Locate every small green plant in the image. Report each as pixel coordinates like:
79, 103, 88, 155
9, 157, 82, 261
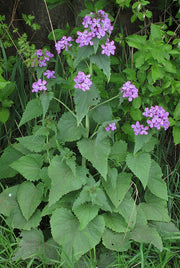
0, 7, 179, 268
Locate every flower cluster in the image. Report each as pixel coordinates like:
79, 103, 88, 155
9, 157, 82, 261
32, 79, 47, 93
121, 81, 138, 101
43, 70, 56, 79
76, 10, 115, 56
74, 71, 92, 92
105, 123, 117, 132
32, 49, 54, 67
101, 38, 116, 56
131, 106, 170, 135
143, 106, 170, 130
131, 121, 149, 135
55, 36, 74, 54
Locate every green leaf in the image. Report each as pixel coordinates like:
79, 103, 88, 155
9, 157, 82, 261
8, 207, 42, 230
126, 152, 151, 188
48, 156, 86, 206
174, 102, 180, 120
149, 24, 163, 41
140, 191, 170, 222
0, 107, 9, 123
103, 172, 132, 208
73, 203, 99, 230
0, 185, 19, 216
117, 194, 137, 230
134, 134, 152, 154
50, 208, 105, 262
102, 228, 131, 252
103, 213, 127, 233
90, 103, 112, 124
90, 52, 111, 81
19, 99, 43, 127
130, 225, 163, 251
78, 137, 111, 180
0, 81, 15, 99
17, 181, 42, 220
109, 140, 127, 164
74, 83, 100, 125
40, 92, 54, 118
58, 112, 85, 142
16, 135, 46, 153
10, 154, 43, 181
152, 222, 180, 239
151, 64, 162, 82
74, 45, 94, 67
126, 35, 147, 49
0, 145, 23, 179
13, 229, 58, 262
147, 160, 168, 200
173, 126, 180, 145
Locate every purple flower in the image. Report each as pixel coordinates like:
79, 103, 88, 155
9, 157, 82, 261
142, 106, 170, 130
43, 70, 56, 79
121, 81, 138, 101
131, 121, 149, 135
105, 122, 117, 132
76, 10, 114, 47
32, 79, 47, 93
74, 71, 92, 92
101, 38, 116, 56
32, 49, 54, 68
55, 36, 74, 54
76, 30, 94, 47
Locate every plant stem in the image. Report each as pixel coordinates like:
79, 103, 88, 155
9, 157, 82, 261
90, 94, 119, 112
53, 97, 76, 118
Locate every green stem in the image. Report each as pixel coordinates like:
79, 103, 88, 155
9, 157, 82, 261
90, 94, 119, 112
86, 114, 90, 138
140, 243, 145, 268
53, 97, 76, 118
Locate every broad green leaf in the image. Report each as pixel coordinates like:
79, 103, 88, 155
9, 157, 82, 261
152, 222, 180, 239
10, 154, 43, 181
126, 35, 147, 49
19, 99, 43, 127
74, 83, 100, 125
13, 229, 58, 262
151, 64, 162, 82
140, 191, 170, 222
16, 135, 46, 153
149, 24, 163, 41
130, 225, 163, 251
13, 229, 44, 260
103, 213, 127, 233
103, 172, 132, 208
90, 103, 112, 124
134, 134, 152, 154
126, 152, 151, 188
48, 156, 86, 206
90, 52, 111, 81
0, 146, 23, 179
173, 126, 180, 145
17, 181, 42, 220
78, 137, 111, 180
74, 45, 94, 67
0, 81, 15, 99
8, 207, 42, 230
109, 140, 127, 164
117, 195, 137, 230
102, 228, 131, 252
0, 107, 9, 123
50, 208, 105, 262
40, 91, 54, 117
147, 160, 168, 200
73, 203, 99, 230
174, 102, 180, 120
58, 112, 85, 142
0, 185, 19, 216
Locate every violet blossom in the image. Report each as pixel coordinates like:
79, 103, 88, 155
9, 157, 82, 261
121, 81, 138, 101
32, 79, 47, 93
74, 71, 92, 92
